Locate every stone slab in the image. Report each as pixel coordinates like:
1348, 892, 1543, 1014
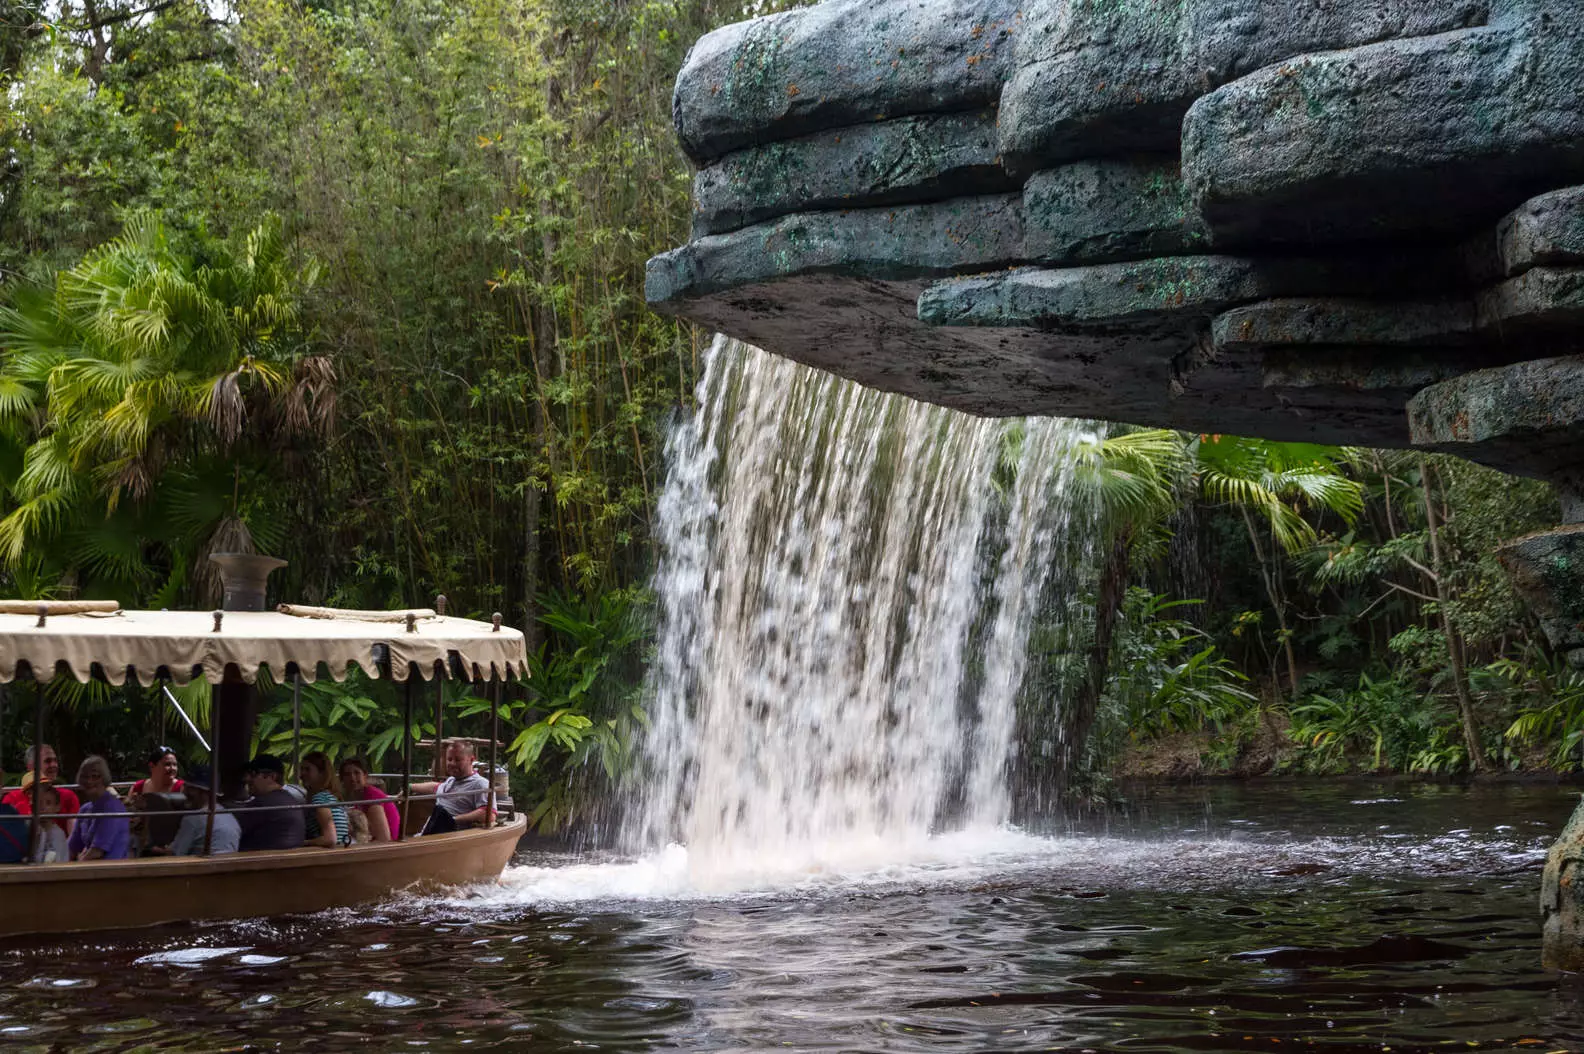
1476, 267, 1584, 335
1261, 348, 1497, 414
673, 0, 1022, 164
1183, 9, 1584, 245
998, 0, 1488, 174
1465, 185, 1584, 282
1024, 159, 1210, 266
691, 110, 1012, 238
1213, 299, 1476, 351
1498, 524, 1584, 659
916, 256, 1455, 332
648, 194, 1026, 305
1407, 355, 1584, 492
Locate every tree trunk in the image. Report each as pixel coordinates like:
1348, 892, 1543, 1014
1240, 506, 1301, 700
1419, 457, 1491, 773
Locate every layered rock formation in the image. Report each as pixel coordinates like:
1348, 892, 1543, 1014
649, 0, 1584, 453
647, 0, 1584, 969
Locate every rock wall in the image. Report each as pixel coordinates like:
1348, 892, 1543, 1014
645, 1, 1584, 968
648, 0, 1584, 467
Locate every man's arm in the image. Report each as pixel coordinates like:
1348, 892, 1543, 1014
411, 780, 440, 795
451, 783, 496, 827
168, 815, 198, 856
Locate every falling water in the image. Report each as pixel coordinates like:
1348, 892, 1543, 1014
628, 337, 1093, 886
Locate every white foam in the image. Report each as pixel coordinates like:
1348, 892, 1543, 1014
133, 947, 250, 967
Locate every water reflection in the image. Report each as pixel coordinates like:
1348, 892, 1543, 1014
0, 783, 1579, 1051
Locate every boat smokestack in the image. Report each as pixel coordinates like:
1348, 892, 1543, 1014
209, 553, 288, 612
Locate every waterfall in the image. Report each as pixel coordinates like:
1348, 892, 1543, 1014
628, 337, 1093, 885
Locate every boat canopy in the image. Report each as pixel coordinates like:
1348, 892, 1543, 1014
0, 603, 528, 686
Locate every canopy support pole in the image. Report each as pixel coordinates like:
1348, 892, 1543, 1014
28, 670, 41, 864
488, 675, 500, 828
291, 668, 302, 780
401, 664, 416, 839
430, 668, 443, 776
204, 677, 220, 856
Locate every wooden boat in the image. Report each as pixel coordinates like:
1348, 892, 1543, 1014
0, 556, 531, 937
0, 815, 527, 936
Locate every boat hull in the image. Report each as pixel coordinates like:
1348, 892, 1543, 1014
0, 815, 526, 936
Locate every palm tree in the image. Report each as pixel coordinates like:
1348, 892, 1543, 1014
1064, 427, 1187, 778
0, 212, 331, 598
1193, 436, 1364, 701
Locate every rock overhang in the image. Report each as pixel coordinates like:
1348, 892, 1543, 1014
648, 0, 1584, 477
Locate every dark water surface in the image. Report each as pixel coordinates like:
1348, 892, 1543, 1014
2, 782, 1582, 1052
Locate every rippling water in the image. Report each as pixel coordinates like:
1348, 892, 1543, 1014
2, 782, 1581, 1052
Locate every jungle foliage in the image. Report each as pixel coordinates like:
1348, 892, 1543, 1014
0, 0, 1573, 829
1053, 432, 1569, 791
0, 0, 763, 823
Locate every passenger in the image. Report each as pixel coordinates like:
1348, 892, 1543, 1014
0, 761, 21, 864
152, 766, 240, 856
235, 753, 305, 852
412, 739, 493, 835
339, 757, 400, 842
299, 751, 350, 848
26, 783, 68, 863
68, 756, 131, 861
128, 746, 184, 805
2, 744, 79, 833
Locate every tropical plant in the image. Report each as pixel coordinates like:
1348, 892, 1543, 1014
1193, 436, 1364, 699
470, 588, 651, 832
1104, 589, 1257, 739
1057, 428, 1188, 783
0, 212, 328, 600
1497, 655, 1584, 771
1285, 672, 1447, 775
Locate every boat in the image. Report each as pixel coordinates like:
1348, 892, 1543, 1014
0, 818, 526, 936
0, 555, 531, 936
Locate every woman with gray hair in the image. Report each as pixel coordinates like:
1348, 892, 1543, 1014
67, 756, 131, 861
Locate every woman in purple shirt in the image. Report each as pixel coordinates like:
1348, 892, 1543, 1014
67, 756, 131, 861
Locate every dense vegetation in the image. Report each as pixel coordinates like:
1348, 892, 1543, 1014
0, 0, 1574, 831
1045, 434, 1571, 799
0, 0, 748, 816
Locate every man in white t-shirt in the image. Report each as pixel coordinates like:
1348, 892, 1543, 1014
412, 740, 493, 835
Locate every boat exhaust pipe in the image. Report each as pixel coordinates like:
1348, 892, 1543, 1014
209, 553, 288, 612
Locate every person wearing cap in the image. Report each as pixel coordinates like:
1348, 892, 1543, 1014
235, 753, 305, 852
2, 744, 79, 834
153, 766, 240, 857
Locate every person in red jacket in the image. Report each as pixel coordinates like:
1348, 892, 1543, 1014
2, 744, 78, 834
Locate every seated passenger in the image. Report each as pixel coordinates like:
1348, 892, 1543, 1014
152, 766, 240, 856
3, 745, 79, 834
27, 783, 68, 863
68, 756, 131, 861
235, 753, 305, 852
339, 757, 400, 842
128, 746, 183, 806
299, 751, 350, 848
0, 800, 23, 864
412, 740, 493, 835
